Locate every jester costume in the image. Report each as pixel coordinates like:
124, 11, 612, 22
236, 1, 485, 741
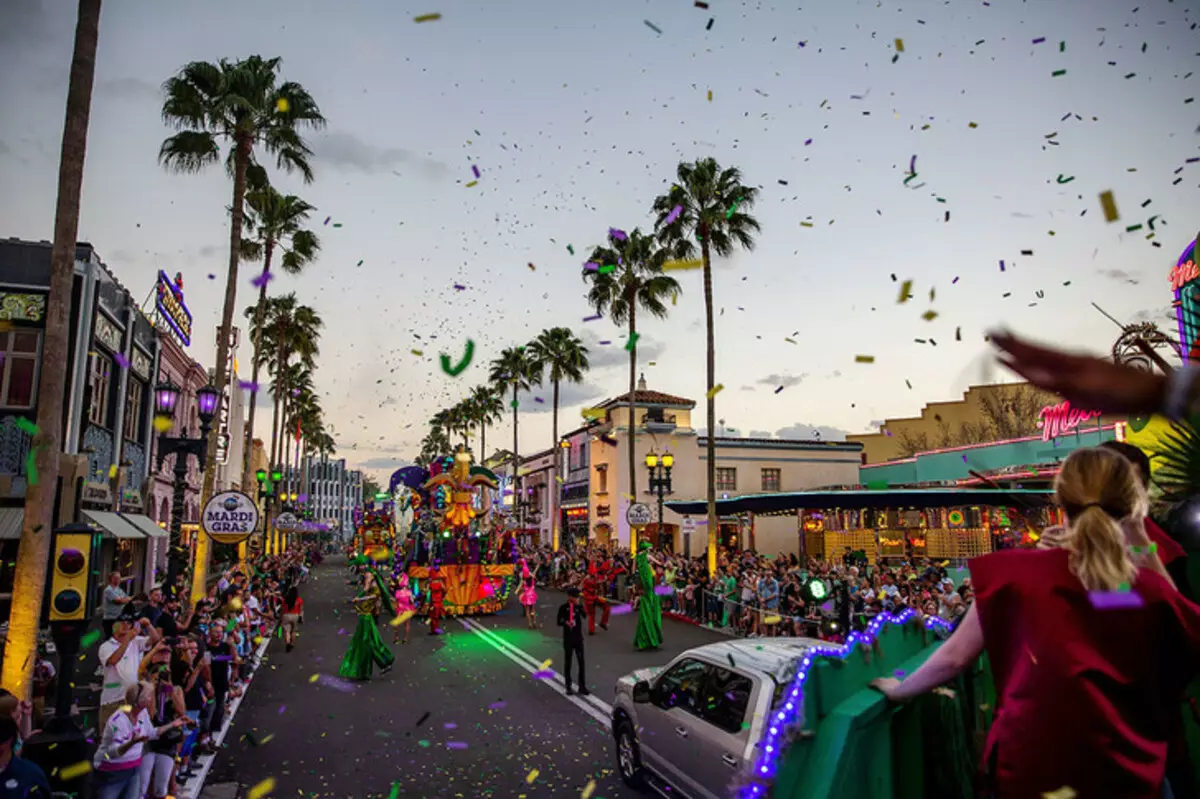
582, 565, 609, 635
339, 560, 396, 680
427, 565, 447, 635
633, 541, 663, 650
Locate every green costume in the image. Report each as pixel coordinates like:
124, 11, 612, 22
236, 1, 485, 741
339, 585, 395, 680
633, 541, 663, 650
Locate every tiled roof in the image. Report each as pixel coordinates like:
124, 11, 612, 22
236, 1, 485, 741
599, 389, 695, 408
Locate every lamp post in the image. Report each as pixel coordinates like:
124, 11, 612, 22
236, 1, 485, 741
254, 468, 276, 554
154, 378, 219, 597
645, 451, 674, 551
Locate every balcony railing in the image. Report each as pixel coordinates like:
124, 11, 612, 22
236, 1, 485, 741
643, 411, 676, 430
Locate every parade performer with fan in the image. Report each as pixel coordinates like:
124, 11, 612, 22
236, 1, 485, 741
519, 559, 538, 629
339, 568, 395, 681
392, 573, 416, 644
581, 564, 609, 635
427, 562, 447, 635
633, 541, 664, 650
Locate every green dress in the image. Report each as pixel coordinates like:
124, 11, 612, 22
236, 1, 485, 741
633, 548, 663, 650
339, 591, 395, 680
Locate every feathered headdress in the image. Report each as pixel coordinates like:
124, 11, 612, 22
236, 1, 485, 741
520, 558, 531, 578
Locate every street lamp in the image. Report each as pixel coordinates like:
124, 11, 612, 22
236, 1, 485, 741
154, 379, 219, 596
645, 451, 674, 551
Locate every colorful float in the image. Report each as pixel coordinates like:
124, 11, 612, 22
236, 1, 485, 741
388, 449, 517, 617
354, 506, 396, 564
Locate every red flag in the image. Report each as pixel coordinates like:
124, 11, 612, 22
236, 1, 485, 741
295, 416, 301, 442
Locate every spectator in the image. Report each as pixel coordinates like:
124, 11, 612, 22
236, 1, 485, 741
0, 716, 49, 798
92, 682, 187, 799
97, 609, 159, 731
101, 572, 132, 640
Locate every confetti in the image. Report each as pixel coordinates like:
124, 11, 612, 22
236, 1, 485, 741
921, 310, 938, 321
152, 414, 172, 433
238, 380, 259, 392
665, 204, 683, 225
108, 464, 118, 479
706, 384, 724, 399
582, 780, 597, 799
897, 279, 913, 303
416, 711, 431, 726
323, 216, 331, 225
446, 741, 469, 750
465, 181, 478, 188
707, 89, 713, 102
1055, 174, 1075, 184
855, 355, 876, 363
626, 332, 640, 351
1043, 788, 1077, 799
246, 778, 277, 799
275, 98, 289, 113
250, 271, 274, 289
609, 227, 628, 241
410, 349, 424, 357
582, 313, 602, 323
440, 339, 475, 376
1088, 590, 1144, 609
414, 13, 442, 23
1051, 69, 1067, 77
25, 451, 37, 485
725, 198, 741, 219
80, 629, 101, 648
60, 761, 91, 781
113, 352, 129, 370
15, 417, 38, 435
526, 769, 540, 784
471, 165, 480, 179
1098, 191, 1119, 222
894, 38, 904, 53
644, 20, 663, 34
663, 259, 703, 271
388, 783, 401, 799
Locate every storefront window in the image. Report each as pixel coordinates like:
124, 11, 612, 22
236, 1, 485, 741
88, 352, 113, 427
760, 468, 781, 492
716, 468, 737, 492
0, 331, 41, 409
124, 377, 145, 441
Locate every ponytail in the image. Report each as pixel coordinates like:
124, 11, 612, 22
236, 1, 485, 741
1065, 505, 1136, 592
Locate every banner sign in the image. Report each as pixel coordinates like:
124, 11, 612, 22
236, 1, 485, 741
201, 490, 258, 544
214, 326, 239, 465
155, 271, 193, 346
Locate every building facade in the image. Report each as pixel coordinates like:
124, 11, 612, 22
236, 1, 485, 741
282, 454, 363, 539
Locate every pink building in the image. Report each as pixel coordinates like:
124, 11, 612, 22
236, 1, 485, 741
148, 329, 209, 582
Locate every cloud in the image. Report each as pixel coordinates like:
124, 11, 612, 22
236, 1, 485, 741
517, 381, 607, 413
757, 373, 808, 388
869, 419, 886, 430
1130, 306, 1175, 324
314, 131, 449, 179
96, 78, 159, 102
578, 327, 667, 369
354, 455, 413, 471
775, 422, 850, 441
198, 244, 219, 258
749, 429, 772, 438
1098, 268, 1139, 285
0, 0, 51, 48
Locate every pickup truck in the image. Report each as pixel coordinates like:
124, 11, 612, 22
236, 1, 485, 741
611, 637, 821, 798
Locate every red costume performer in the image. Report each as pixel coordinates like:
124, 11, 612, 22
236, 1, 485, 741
427, 565, 447, 635
582, 565, 609, 635
970, 547, 1200, 798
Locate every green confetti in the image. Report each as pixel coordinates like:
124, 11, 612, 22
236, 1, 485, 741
1051, 69, 1067, 77
439, 339, 475, 377
726, 197, 742, 219
388, 783, 401, 799
15, 417, 39, 435
625, 332, 640, 351
1055, 174, 1075, 184
598, 264, 616, 275
566, 245, 574, 255
80, 630, 101, 649
25, 451, 37, 486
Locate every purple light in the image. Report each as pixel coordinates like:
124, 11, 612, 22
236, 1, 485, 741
154, 383, 180, 416
1174, 238, 1197, 362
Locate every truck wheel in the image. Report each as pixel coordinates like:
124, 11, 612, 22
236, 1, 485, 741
615, 718, 647, 789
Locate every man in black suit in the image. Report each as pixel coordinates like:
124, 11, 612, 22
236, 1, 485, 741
557, 587, 588, 696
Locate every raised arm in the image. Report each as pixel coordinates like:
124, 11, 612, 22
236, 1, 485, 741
870, 603, 984, 701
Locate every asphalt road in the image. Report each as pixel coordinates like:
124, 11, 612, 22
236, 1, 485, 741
205, 555, 727, 798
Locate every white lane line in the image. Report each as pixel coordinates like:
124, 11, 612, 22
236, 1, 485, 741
459, 618, 615, 718
456, 619, 613, 729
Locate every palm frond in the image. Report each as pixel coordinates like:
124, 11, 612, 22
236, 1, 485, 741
1150, 416, 1200, 505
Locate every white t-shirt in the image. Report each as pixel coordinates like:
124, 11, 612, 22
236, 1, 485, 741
93, 708, 154, 769
244, 594, 261, 621
97, 635, 150, 706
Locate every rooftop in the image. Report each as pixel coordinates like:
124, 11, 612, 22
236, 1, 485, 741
599, 389, 695, 409
699, 436, 863, 450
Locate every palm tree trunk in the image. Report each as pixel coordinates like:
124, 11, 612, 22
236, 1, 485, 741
628, 300, 638, 551
269, 342, 286, 470
511, 385, 519, 530
1, 0, 101, 699
189, 131, 251, 603
701, 236, 717, 574
241, 237, 275, 488
481, 422, 487, 460
551, 379, 560, 550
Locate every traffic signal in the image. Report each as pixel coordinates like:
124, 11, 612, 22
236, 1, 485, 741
49, 522, 99, 623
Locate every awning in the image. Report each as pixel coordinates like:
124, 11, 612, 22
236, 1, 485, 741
120, 514, 168, 539
83, 510, 146, 539
0, 507, 22, 540
664, 487, 1056, 516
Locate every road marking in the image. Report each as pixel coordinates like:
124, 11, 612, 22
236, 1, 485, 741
460, 617, 615, 718
457, 618, 614, 727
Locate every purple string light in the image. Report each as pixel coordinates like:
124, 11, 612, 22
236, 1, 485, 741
739, 611, 951, 798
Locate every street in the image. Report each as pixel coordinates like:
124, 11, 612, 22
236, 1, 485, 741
204, 556, 727, 798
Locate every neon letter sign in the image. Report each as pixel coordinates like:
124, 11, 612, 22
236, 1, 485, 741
1169, 260, 1199, 291
1038, 401, 1101, 441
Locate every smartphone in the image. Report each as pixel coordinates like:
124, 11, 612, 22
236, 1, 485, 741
203, 652, 212, 664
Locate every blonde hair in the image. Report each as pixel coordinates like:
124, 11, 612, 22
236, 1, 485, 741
1055, 447, 1146, 592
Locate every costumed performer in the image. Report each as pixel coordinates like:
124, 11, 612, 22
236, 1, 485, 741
633, 541, 664, 651
338, 568, 396, 681
427, 562, 447, 635
519, 559, 538, 629
392, 573, 416, 645
871, 446, 1200, 799
582, 564, 609, 635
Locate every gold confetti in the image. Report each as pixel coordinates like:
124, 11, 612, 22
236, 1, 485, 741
390, 611, 415, 627
921, 310, 938, 321
663, 258, 703, 271
706, 384, 724, 399
465, 180, 478, 188
894, 37, 905, 52
1098, 190, 1119, 222
248, 778, 277, 799
309, 674, 320, 683
275, 98, 289, 113
152, 415, 172, 433
541, 659, 552, 669
707, 89, 713, 102
897, 279, 913, 303
581, 407, 605, 420
60, 761, 91, 780
526, 769, 540, 784
108, 464, 118, 479
414, 12, 442, 22
1042, 789, 1076, 799
968, 121, 978, 128
411, 349, 424, 356
855, 355, 875, 363
582, 780, 597, 799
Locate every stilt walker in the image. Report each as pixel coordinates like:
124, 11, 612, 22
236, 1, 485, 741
633, 540, 663, 651
582, 564, 609, 635
339, 569, 396, 680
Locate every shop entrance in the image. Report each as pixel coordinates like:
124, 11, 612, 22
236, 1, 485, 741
641, 523, 678, 553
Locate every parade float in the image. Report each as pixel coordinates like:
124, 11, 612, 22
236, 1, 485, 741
387, 449, 517, 617
354, 505, 396, 563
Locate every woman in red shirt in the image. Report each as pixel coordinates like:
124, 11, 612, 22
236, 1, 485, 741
872, 447, 1200, 798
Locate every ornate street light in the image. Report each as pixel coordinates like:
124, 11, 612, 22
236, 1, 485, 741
646, 450, 674, 551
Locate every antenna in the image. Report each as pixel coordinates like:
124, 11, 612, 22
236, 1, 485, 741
1091, 302, 1127, 330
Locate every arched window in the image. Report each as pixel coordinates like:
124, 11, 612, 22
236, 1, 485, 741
159, 497, 170, 526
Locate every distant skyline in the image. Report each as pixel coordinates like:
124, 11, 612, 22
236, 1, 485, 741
1, 0, 1197, 482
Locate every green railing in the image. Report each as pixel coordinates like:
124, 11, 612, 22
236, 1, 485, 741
770, 618, 1199, 798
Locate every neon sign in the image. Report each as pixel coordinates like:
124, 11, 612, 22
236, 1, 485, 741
155, 271, 192, 346
1169, 260, 1199, 291
1172, 237, 1200, 362
1038, 401, 1101, 441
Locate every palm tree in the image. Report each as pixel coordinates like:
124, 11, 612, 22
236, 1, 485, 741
489, 347, 542, 527
159, 56, 324, 595
528, 328, 590, 549
239, 185, 320, 489
249, 295, 321, 472
1, 0, 102, 699
468, 384, 504, 458
583, 229, 680, 548
653, 158, 760, 571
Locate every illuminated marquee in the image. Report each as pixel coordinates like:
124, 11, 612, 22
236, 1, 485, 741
1038, 400, 1101, 441
1172, 238, 1200, 361
155, 271, 192, 346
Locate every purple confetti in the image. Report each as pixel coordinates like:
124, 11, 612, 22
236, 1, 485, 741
608, 603, 634, 616
999, 260, 1005, 272
654, 585, 675, 596
251, 271, 274, 289
337, 627, 346, 635
598, 340, 611, 345
1088, 590, 1144, 610
952, 276, 959, 284
804, 138, 813, 145
665, 205, 683, 225
582, 314, 602, 323
444, 722, 457, 729
908, 155, 917, 174
534, 397, 544, 404
798, 40, 806, 47
774, 386, 784, 394
489, 701, 507, 710
471, 165, 481, 179
238, 380, 259, 392
584, 262, 599, 272
453, 283, 467, 291
961, 455, 969, 463
317, 674, 357, 692
609, 227, 628, 241
532, 669, 555, 680
114, 352, 130, 370
207, 273, 216, 280
279, 705, 287, 714
1032, 37, 1046, 44
323, 216, 331, 225
447, 741, 469, 750
893, 670, 906, 678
